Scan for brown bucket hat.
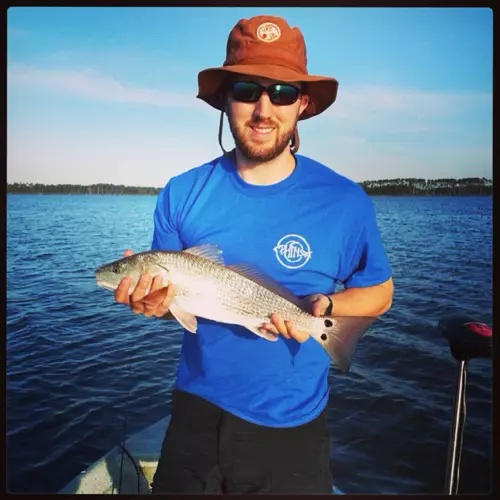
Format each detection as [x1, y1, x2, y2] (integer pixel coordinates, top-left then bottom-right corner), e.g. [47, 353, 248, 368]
[197, 15, 339, 121]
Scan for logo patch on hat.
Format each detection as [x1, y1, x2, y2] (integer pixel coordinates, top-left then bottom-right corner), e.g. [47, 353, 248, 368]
[256, 22, 281, 43]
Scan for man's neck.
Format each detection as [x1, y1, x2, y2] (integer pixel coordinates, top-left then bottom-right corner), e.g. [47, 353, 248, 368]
[234, 148, 296, 186]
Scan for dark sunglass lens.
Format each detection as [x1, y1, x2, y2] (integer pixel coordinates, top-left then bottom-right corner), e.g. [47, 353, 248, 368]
[232, 82, 261, 102]
[268, 84, 299, 105]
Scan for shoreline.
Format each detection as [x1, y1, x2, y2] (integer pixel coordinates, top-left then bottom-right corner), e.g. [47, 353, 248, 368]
[7, 178, 493, 197]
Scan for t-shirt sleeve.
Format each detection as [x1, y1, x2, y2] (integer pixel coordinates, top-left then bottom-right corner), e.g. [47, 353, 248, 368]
[151, 182, 183, 251]
[343, 194, 392, 289]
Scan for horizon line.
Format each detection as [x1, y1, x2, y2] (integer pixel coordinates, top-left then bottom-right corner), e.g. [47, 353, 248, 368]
[7, 176, 493, 189]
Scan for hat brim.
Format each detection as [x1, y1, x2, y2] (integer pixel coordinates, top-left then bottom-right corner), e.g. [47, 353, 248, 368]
[197, 64, 338, 120]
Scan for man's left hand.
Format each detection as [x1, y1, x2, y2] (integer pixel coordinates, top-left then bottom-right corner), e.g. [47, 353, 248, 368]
[259, 293, 332, 343]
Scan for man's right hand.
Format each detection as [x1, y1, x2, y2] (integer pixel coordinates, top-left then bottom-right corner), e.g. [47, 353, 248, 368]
[114, 249, 176, 318]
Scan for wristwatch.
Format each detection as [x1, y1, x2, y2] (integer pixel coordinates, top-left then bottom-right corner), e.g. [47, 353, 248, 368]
[325, 295, 334, 316]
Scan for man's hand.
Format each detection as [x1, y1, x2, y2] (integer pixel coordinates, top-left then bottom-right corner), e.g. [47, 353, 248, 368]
[258, 294, 332, 343]
[114, 249, 176, 318]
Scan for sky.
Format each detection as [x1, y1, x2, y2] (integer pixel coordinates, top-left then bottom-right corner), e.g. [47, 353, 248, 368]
[7, 6, 493, 187]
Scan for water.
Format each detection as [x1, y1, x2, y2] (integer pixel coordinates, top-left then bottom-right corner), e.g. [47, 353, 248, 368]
[6, 194, 492, 494]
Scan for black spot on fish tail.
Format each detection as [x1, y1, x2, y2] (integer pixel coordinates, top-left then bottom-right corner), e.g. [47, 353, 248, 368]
[318, 316, 378, 374]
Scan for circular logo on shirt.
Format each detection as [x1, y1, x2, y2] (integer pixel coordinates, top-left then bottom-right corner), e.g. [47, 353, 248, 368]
[273, 234, 312, 269]
[256, 22, 281, 43]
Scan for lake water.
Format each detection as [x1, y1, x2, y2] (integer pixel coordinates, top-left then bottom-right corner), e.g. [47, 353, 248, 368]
[6, 194, 492, 494]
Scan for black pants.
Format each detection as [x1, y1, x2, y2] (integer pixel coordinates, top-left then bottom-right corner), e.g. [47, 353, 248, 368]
[151, 389, 333, 494]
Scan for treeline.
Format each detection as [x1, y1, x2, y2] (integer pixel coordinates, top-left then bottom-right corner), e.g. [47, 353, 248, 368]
[358, 177, 492, 196]
[6, 183, 162, 195]
[7, 177, 493, 196]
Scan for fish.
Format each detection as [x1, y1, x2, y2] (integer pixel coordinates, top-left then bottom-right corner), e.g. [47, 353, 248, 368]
[95, 244, 377, 374]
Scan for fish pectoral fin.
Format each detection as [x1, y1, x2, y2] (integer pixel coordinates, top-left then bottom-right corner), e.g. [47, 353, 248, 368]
[155, 265, 171, 287]
[243, 324, 279, 342]
[169, 303, 198, 334]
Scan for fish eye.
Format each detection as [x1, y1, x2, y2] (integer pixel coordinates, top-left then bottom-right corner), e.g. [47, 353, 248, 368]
[324, 319, 333, 328]
[112, 265, 121, 274]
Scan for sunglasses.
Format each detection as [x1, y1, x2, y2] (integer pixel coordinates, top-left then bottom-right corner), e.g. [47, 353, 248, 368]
[230, 81, 302, 106]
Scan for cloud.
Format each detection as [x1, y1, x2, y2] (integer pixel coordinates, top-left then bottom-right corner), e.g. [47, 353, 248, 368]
[8, 63, 491, 135]
[37, 48, 199, 79]
[7, 62, 492, 184]
[320, 84, 492, 133]
[7, 64, 206, 111]
[302, 134, 492, 182]
[333, 85, 491, 118]
[7, 126, 222, 187]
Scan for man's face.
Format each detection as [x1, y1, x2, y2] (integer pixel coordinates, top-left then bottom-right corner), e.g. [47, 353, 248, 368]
[225, 75, 309, 163]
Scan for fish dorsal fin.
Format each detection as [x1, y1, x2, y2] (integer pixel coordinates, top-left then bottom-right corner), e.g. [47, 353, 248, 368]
[183, 244, 224, 265]
[227, 263, 305, 310]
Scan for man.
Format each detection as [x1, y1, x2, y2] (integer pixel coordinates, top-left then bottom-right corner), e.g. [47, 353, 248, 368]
[115, 15, 393, 494]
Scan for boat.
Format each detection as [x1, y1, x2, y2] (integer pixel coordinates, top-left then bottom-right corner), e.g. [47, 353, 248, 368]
[58, 413, 344, 494]
[58, 313, 491, 495]
[59, 415, 170, 494]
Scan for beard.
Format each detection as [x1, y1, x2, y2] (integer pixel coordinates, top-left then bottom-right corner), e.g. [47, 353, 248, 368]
[227, 114, 297, 163]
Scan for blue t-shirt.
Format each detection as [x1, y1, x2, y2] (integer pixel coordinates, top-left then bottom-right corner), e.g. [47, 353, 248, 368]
[151, 152, 391, 427]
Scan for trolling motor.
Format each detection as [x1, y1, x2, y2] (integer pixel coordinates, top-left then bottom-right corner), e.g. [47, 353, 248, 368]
[438, 314, 492, 495]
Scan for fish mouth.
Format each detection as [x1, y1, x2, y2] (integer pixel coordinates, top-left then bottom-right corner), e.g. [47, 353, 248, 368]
[96, 280, 116, 292]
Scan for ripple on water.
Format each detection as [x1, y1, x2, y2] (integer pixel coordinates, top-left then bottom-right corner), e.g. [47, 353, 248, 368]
[6, 195, 492, 494]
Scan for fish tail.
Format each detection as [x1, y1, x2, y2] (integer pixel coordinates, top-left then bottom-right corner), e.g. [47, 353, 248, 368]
[314, 316, 377, 374]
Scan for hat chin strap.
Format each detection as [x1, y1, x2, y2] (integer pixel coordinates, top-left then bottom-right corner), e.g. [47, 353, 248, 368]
[218, 110, 300, 156]
[218, 110, 230, 155]
[291, 127, 299, 154]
